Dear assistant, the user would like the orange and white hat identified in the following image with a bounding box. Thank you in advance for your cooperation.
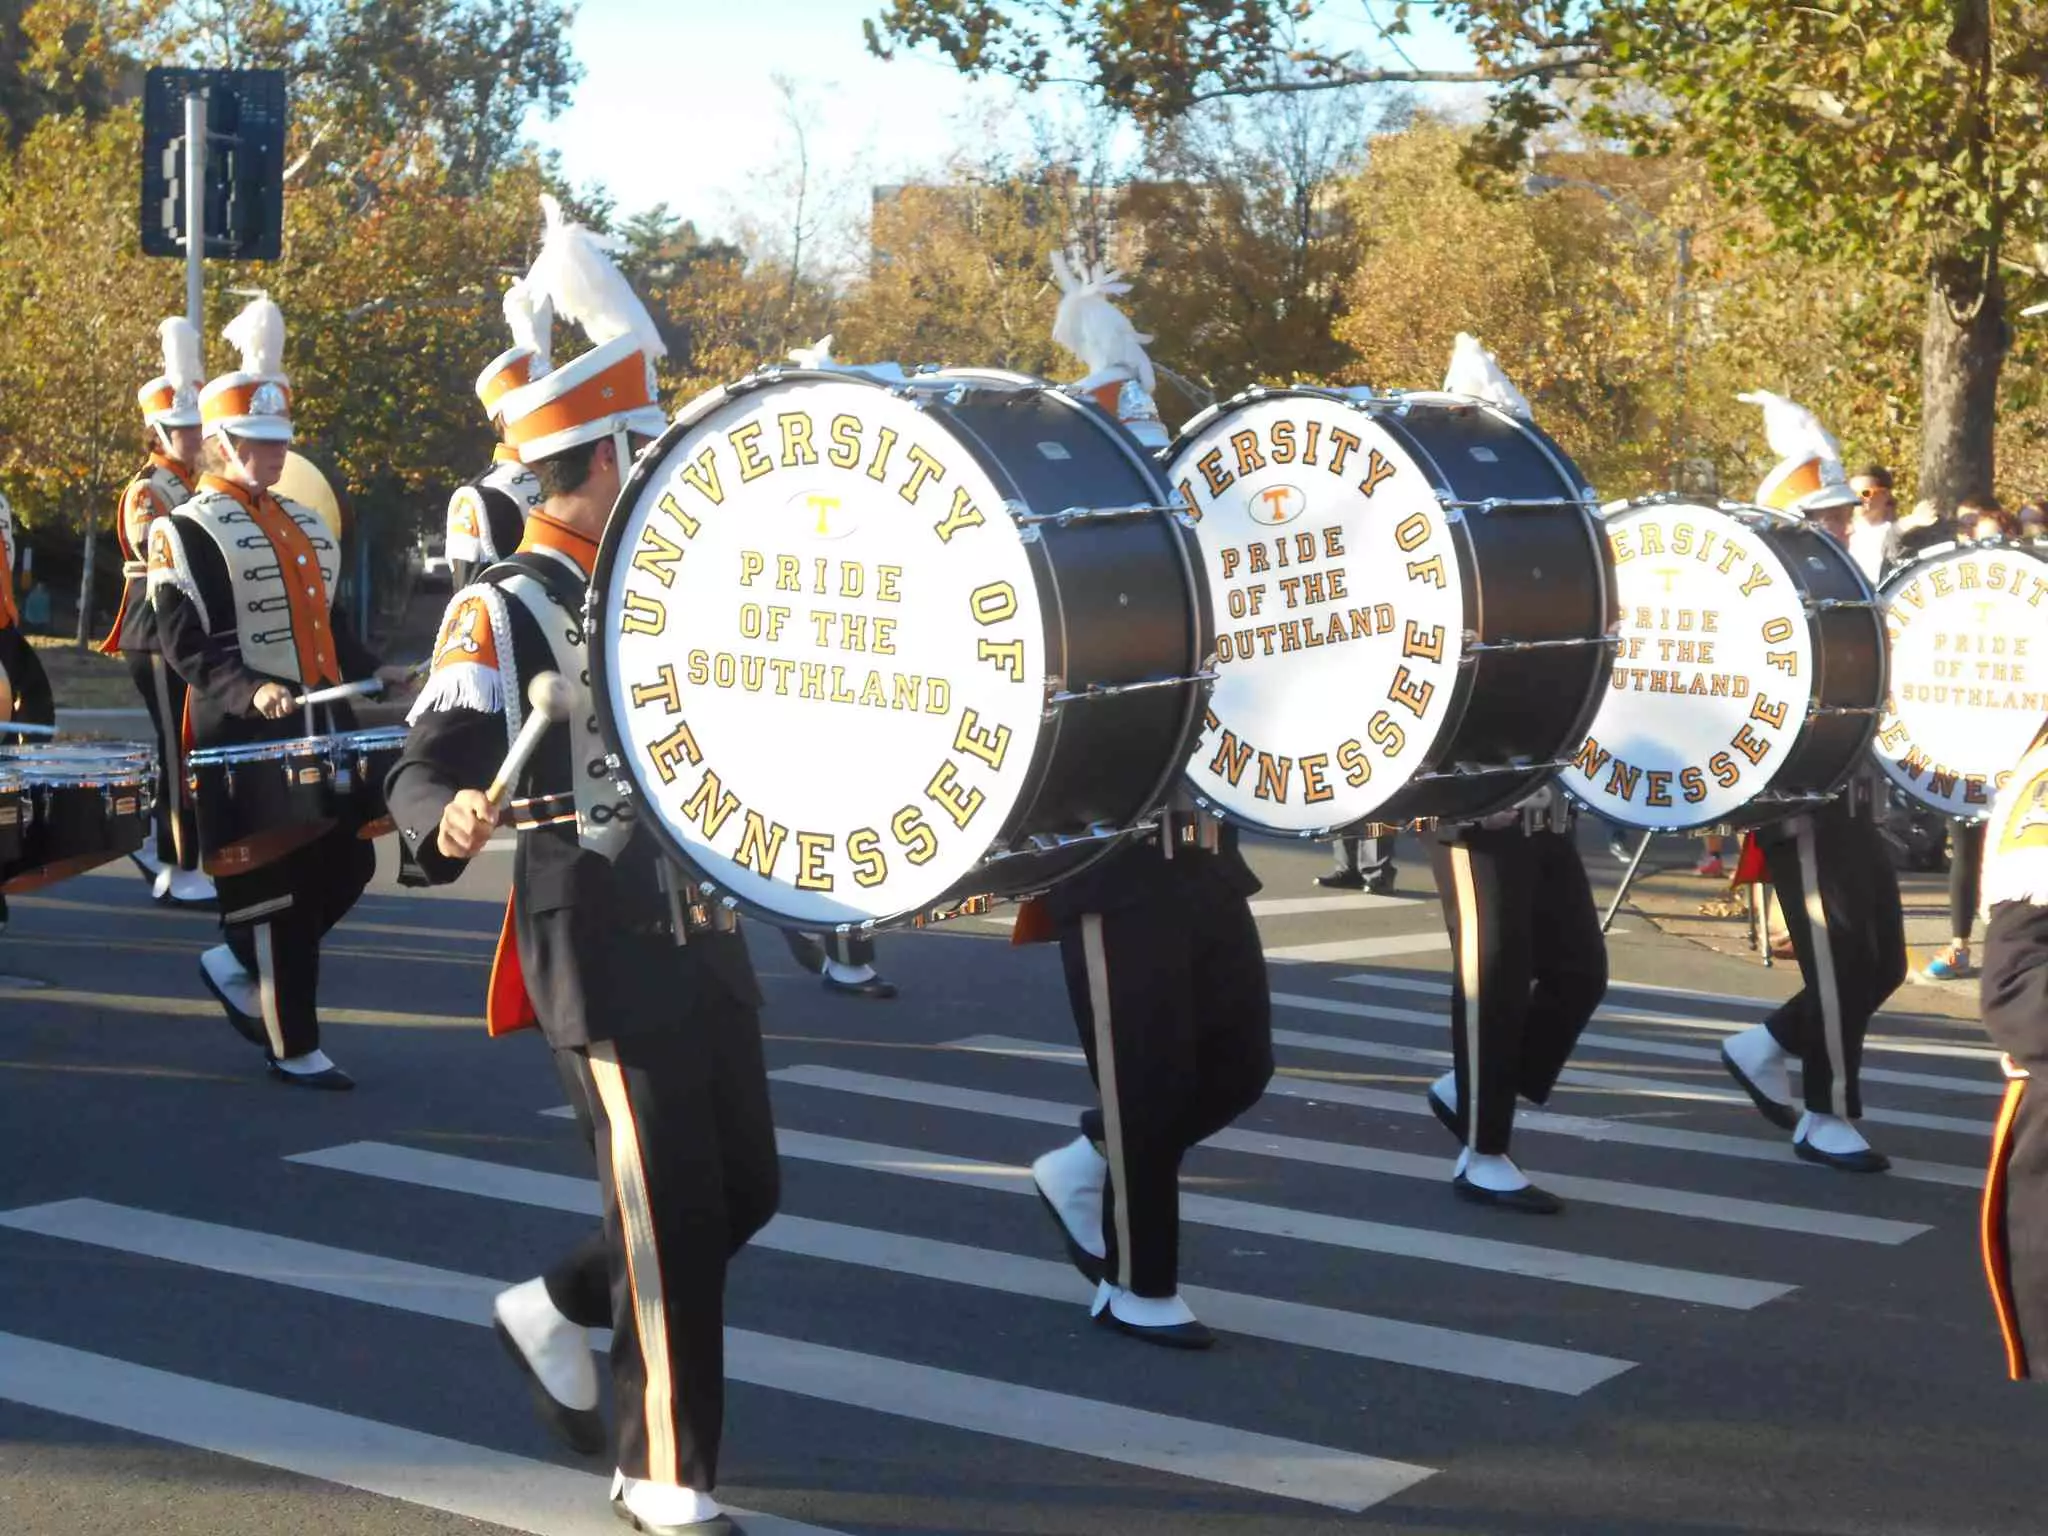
[496,197,666,463]
[199,294,293,443]
[1742,390,1857,516]
[1050,250,1169,449]
[138,317,204,428]
[474,275,554,421]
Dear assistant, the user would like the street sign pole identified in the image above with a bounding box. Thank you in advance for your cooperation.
[183,89,206,332]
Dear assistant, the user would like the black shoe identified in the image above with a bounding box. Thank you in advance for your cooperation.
[199,954,266,1047]
[265,1057,355,1091]
[1719,1044,1800,1131]
[1363,866,1398,895]
[1092,1306,1216,1351]
[610,1497,742,1535]
[1792,1138,1891,1174]
[1033,1185,1107,1285]
[493,1315,606,1456]
[821,972,897,999]
[1427,1085,1465,1143]
[1314,871,1367,890]
[1453,1173,1564,1214]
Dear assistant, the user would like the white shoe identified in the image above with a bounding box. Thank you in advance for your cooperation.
[199,943,264,1045]
[1089,1280,1214,1349]
[132,845,165,881]
[1453,1149,1531,1193]
[1030,1135,1107,1282]
[163,867,216,904]
[152,866,174,901]
[494,1278,605,1455]
[1721,1024,1797,1130]
[610,1470,727,1530]
[1793,1111,1890,1172]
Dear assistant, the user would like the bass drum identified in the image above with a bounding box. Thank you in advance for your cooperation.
[1166,386,1614,833]
[590,366,1211,931]
[1560,497,1885,830]
[1874,538,2048,820]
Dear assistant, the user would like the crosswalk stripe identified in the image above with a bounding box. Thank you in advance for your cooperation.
[750,1087,1789,1308]
[1246,894,1420,917]
[0,1326,838,1536]
[1277,990,1997,1096]
[275,1146,1628,1395]
[2,1196,1430,1512]
[1264,933,1449,963]
[1269,996,1992,1136]
[942,1037,1928,1245]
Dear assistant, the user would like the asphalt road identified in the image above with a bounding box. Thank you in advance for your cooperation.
[0,827,2039,1536]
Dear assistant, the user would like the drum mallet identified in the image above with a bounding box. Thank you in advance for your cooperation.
[0,721,57,738]
[485,672,574,812]
[295,677,386,711]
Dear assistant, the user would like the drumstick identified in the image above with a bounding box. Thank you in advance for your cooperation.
[485,672,574,809]
[0,721,56,737]
[295,678,385,710]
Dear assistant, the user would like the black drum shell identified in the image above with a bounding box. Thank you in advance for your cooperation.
[591,367,1213,929]
[4,775,148,892]
[190,744,339,876]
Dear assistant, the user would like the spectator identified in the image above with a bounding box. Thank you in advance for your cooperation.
[2019,501,2045,539]
[1960,496,2016,544]
[1894,496,1951,561]
[1847,465,1904,582]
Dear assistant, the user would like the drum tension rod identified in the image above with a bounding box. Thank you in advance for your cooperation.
[1009,503,1187,527]
[1411,758,1570,782]
[1044,673,1213,706]
[1459,633,1625,654]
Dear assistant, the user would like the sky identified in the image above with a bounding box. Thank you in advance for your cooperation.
[528,0,1478,241]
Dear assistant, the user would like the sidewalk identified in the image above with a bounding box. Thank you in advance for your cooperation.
[1601,833,1982,1022]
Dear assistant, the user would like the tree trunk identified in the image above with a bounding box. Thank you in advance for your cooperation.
[1918,256,2006,510]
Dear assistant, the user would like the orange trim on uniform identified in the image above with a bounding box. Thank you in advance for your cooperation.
[492,442,522,465]
[502,351,652,455]
[0,524,20,634]
[517,510,599,575]
[486,892,538,1036]
[1011,896,1055,945]
[139,380,179,418]
[100,456,196,655]
[200,378,292,430]
[479,359,538,418]
[1985,1075,2031,1380]
[1759,458,1825,513]
[199,475,339,687]
[1732,831,1768,886]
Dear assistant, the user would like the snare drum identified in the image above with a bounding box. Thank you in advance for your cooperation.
[327,725,409,838]
[591,366,1211,929]
[188,737,339,875]
[1873,539,2048,820]
[1167,387,1615,833]
[0,743,154,891]
[1560,497,1886,831]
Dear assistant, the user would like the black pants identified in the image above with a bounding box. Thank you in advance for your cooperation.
[0,627,52,727]
[1055,879,1274,1298]
[1331,835,1393,877]
[1988,1074,2048,1379]
[1757,803,1906,1119]
[544,1002,780,1491]
[1952,819,1987,944]
[128,651,195,867]
[1428,827,1607,1156]
[781,928,875,971]
[215,823,374,1059]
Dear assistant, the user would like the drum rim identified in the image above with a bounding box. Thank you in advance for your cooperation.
[1873,533,2045,821]
[189,738,333,764]
[1167,386,1610,838]
[1564,497,1886,831]
[591,365,1211,929]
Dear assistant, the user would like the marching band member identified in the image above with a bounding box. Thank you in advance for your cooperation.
[447,278,550,591]
[1719,394,1905,1171]
[1418,335,1606,1214]
[1978,717,2048,1379]
[780,928,897,998]
[149,294,408,1089]
[387,198,776,1533]
[1027,258,1272,1348]
[0,484,52,731]
[109,317,213,905]
[1423,784,1607,1212]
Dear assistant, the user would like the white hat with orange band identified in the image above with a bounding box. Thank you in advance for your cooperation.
[1741,389,1859,516]
[137,317,204,430]
[1049,250,1169,449]
[199,294,293,443]
[474,275,554,422]
[496,196,667,465]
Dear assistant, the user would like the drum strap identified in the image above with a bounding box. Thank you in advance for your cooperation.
[492,558,634,865]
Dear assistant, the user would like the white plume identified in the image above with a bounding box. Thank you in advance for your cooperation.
[1050,250,1156,394]
[788,334,835,369]
[1737,389,1842,463]
[158,317,203,389]
[502,275,553,375]
[1442,333,1532,420]
[529,194,665,362]
[221,294,286,381]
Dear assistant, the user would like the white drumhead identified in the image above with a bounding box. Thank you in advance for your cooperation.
[1876,541,2048,819]
[1561,502,1815,829]
[1168,391,1467,834]
[599,375,1048,926]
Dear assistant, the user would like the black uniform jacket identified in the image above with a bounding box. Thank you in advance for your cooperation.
[385,534,760,1049]
[1036,822,1260,924]
[1986,902,2048,1076]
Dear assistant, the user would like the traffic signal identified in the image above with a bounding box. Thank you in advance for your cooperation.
[140,68,288,263]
